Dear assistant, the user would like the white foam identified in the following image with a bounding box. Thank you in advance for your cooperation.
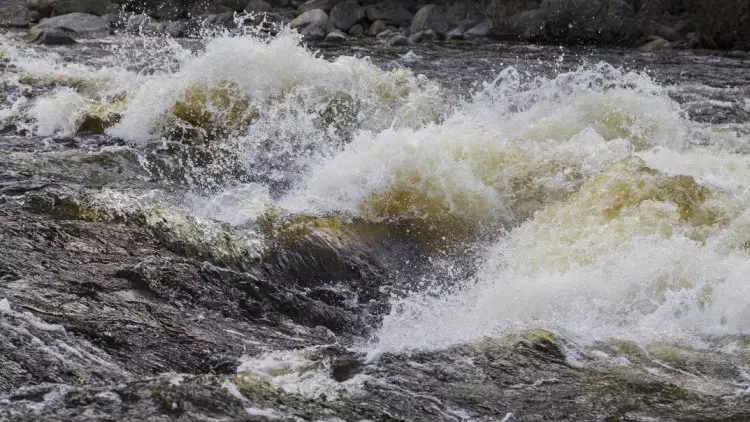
[237,348,367,400]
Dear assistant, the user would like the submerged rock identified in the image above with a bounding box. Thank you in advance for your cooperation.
[28,27,77,45]
[167,81,259,142]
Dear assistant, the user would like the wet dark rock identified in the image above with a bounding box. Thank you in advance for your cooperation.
[0,2,33,28]
[245,0,271,13]
[3,333,749,421]
[411,4,448,36]
[347,22,363,36]
[491,0,637,44]
[365,0,413,25]
[368,18,386,36]
[53,0,112,16]
[328,0,362,31]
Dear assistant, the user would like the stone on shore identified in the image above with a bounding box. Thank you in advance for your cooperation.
[329,0,363,31]
[411,4,448,37]
[31,12,110,39]
[0,3,33,28]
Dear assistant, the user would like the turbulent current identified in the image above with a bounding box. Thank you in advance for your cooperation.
[2,22,750,421]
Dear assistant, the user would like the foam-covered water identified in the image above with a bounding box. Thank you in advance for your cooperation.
[3,27,750,360]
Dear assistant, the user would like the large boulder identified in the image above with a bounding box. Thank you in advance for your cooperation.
[31,12,110,39]
[0,2,33,28]
[410,4,448,36]
[329,0,363,31]
[365,0,413,24]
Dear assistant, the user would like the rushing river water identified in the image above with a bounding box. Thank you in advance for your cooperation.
[2,23,750,421]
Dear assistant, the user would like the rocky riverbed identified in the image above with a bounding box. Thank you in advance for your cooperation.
[2,5,750,422]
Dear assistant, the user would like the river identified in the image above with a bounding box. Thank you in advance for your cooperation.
[1,24,750,421]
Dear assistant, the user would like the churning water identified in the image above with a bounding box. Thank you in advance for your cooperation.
[2,22,750,412]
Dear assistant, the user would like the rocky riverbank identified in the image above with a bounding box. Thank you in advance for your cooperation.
[1,0,748,50]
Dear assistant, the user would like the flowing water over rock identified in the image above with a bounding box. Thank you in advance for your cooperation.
[1,22,750,421]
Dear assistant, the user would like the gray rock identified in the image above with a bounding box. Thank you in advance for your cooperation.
[368,19,387,36]
[445,26,463,40]
[291,8,327,29]
[387,34,408,47]
[298,0,340,13]
[32,12,109,39]
[365,0,412,24]
[329,0,362,31]
[300,25,326,40]
[291,9,328,41]
[0,3,32,27]
[325,29,346,42]
[464,21,490,40]
[53,0,111,16]
[348,23,363,37]
[410,4,448,36]
[637,36,671,52]
[28,26,77,44]
[245,0,271,13]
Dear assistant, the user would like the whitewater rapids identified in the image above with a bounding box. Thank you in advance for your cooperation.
[2,27,750,359]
